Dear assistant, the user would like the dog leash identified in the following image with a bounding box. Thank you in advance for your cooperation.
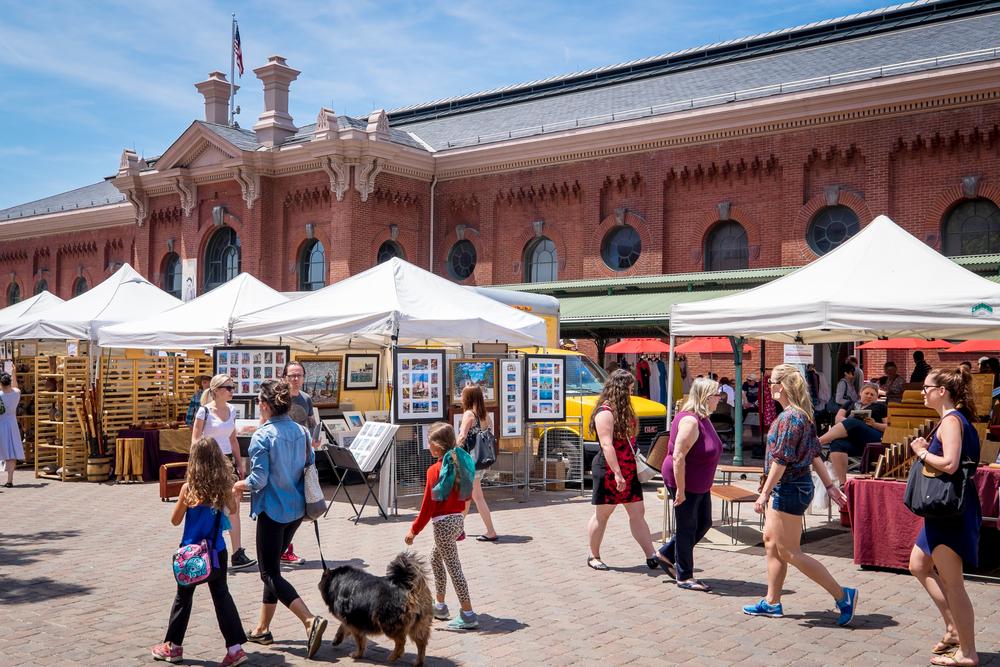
[313,520,328,570]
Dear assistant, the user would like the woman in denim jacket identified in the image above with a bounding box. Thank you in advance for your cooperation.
[233,379,327,659]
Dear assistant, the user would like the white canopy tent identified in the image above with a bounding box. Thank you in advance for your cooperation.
[667,215,1000,462]
[0,291,65,327]
[230,257,548,349]
[0,263,182,341]
[98,273,289,350]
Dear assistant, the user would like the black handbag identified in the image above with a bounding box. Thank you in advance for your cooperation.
[465,419,497,471]
[903,457,974,518]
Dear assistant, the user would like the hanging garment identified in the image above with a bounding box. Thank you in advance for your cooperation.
[636,358,651,398]
[649,361,662,404]
[656,359,668,407]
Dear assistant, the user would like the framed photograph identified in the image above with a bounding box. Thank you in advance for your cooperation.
[524,354,566,422]
[451,406,497,434]
[296,355,342,408]
[500,359,523,437]
[343,410,366,430]
[449,358,497,404]
[345,353,380,390]
[365,410,390,423]
[228,398,253,420]
[393,348,446,423]
[234,419,259,438]
[213,345,290,399]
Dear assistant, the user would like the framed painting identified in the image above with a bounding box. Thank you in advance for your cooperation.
[393,348,446,423]
[524,354,566,422]
[296,355,342,408]
[499,358,523,437]
[344,353,380,390]
[449,358,497,404]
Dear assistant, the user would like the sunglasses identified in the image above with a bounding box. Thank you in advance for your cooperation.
[219,385,236,392]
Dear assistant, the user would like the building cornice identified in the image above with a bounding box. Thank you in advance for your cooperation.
[0,203,132,241]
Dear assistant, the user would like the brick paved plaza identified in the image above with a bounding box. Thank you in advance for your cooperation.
[1,469,997,666]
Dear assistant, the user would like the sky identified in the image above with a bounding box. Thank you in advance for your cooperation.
[0,0,893,210]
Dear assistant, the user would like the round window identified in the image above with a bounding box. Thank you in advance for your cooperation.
[447,240,477,280]
[807,205,859,255]
[601,225,641,271]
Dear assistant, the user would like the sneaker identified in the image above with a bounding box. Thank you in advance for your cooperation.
[433,603,450,621]
[231,548,257,570]
[836,587,859,627]
[447,611,479,630]
[150,642,183,663]
[306,616,328,659]
[280,549,306,565]
[742,599,784,618]
[219,648,248,667]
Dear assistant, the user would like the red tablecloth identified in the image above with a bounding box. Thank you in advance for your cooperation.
[845,467,1000,570]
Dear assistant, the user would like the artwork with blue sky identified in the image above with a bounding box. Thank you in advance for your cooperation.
[0,0,889,209]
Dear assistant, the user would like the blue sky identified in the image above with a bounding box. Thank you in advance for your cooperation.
[0,0,892,210]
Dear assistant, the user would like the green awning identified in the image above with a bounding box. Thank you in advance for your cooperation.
[559,289,737,335]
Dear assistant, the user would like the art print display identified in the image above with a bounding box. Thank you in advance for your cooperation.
[347,420,400,472]
[213,345,290,399]
[234,419,259,438]
[344,353,380,390]
[343,411,366,429]
[364,410,390,423]
[524,355,566,422]
[296,355,342,408]
[393,348,446,423]
[499,359,523,437]
[449,358,497,404]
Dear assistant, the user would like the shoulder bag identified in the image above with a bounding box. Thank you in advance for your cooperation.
[466,417,497,471]
[631,440,658,483]
[302,427,327,521]
[903,415,975,518]
[172,509,223,586]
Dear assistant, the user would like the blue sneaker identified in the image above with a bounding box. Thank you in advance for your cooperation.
[836,587,859,627]
[447,611,479,630]
[742,598,783,618]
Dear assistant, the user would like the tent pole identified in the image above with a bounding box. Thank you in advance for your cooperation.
[731,336,745,466]
[666,334,676,430]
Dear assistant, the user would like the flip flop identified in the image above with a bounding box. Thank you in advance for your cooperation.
[929,655,978,667]
[932,639,959,655]
[476,534,499,542]
[655,555,676,579]
[677,579,712,592]
[587,557,610,571]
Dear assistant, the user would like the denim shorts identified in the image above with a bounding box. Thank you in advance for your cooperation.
[771,475,814,516]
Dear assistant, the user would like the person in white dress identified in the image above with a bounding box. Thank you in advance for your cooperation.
[0,364,24,488]
[192,373,256,570]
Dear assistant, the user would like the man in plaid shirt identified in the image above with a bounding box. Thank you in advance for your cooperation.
[184,375,213,426]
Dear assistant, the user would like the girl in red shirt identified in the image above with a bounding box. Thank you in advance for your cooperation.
[405,422,479,630]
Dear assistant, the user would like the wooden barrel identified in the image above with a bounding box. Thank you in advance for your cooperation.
[86,456,111,482]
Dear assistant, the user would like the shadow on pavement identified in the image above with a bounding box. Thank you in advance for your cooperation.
[0,529,92,604]
[272,637,461,666]
[0,529,81,567]
[0,575,94,604]
[694,577,771,598]
[463,613,529,635]
[792,611,898,630]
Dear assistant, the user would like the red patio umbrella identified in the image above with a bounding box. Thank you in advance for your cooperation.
[943,339,1000,353]
[673,337,753,354]
[605,338,671,354]
[856,338,951,350]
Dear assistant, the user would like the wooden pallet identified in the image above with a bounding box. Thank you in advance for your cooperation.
[173,354,212,421]
[34,355,89,481]
[14,358,35,464]
[100,356,173,436]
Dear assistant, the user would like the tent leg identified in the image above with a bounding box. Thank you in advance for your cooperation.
[730,336,745,466]
[666,335,676,430]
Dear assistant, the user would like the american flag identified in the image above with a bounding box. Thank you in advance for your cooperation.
[233,24,244,77]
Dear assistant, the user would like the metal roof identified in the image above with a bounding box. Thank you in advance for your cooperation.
[496,267,793,296]
[559,289,737,324]
[0,179,126,221]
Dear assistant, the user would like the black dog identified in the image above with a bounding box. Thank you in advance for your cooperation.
[318,551,433,665]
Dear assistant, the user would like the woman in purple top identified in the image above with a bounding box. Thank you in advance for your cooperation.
[655,377,724,591]
[743,364,858,626]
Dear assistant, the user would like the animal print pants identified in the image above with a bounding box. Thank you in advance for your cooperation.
[431,513,470,607]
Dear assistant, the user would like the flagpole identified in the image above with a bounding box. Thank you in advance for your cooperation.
[229,14,236,126]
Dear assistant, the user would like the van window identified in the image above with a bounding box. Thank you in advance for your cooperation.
[566,356,608,395]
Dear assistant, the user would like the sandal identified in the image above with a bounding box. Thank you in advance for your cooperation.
[677,579,712,592]
[932,638,959,655]
[587,556,610,571]
[656,555,676,579]
[476,534,499,542]
[929,655,978,666]
[306,616,328,659]
[246,630,273,645]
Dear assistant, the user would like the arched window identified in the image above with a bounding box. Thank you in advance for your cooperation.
[525,237,558,282]
[601,225,641,271]
[72,277,88,297]
[447,240,477,280]
[941,198,1000,256]
[7,283,20,306]
[377,240,405,264]
[162,253,182,299]
[806,205,859,255]
[34,279,48,295]
[299,240,326,291]
[204,226,241,291]
[704,221,749,271]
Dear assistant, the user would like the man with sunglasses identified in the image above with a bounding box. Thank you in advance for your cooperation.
[277,361,321,566]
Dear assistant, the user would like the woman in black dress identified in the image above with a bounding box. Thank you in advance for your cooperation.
[908,367,981,666]
[586,370,660,571]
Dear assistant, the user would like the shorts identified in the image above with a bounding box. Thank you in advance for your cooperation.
[771,475,814,516]
[225,453,240,481]
[827,438,865,456]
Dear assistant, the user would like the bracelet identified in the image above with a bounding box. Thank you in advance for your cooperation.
[825,483,836,491]
[919,450,928,462]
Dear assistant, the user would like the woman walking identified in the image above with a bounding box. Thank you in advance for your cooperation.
[908,367,980,666]
[743,364,859,626]
[192,373,255,570]
[151,437,248,666]
[0,366,23,488]
[405,422,479,630]
[586,369,660,571]
[233,380,328,659]
[456,385,498,541]
[656,377,724,591]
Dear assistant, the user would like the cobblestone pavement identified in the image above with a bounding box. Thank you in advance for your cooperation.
[1,469,998,666]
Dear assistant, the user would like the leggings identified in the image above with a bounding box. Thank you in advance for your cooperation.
[164,549,247,647]
[659,490,713,581]
[431,514,470,607]
[256,512,303,606]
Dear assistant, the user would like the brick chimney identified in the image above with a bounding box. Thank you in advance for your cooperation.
[253,55,300,146]
[194,71,237,125]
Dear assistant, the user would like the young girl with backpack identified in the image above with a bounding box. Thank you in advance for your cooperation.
[404,422,480,630]
[151,437,248,666]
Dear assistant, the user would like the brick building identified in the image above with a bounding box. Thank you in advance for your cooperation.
[2,1,1000,380]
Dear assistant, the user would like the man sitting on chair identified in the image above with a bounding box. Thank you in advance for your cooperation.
[819,383,887,486]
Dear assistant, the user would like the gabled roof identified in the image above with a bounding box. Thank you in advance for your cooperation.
[0,179,125,221]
